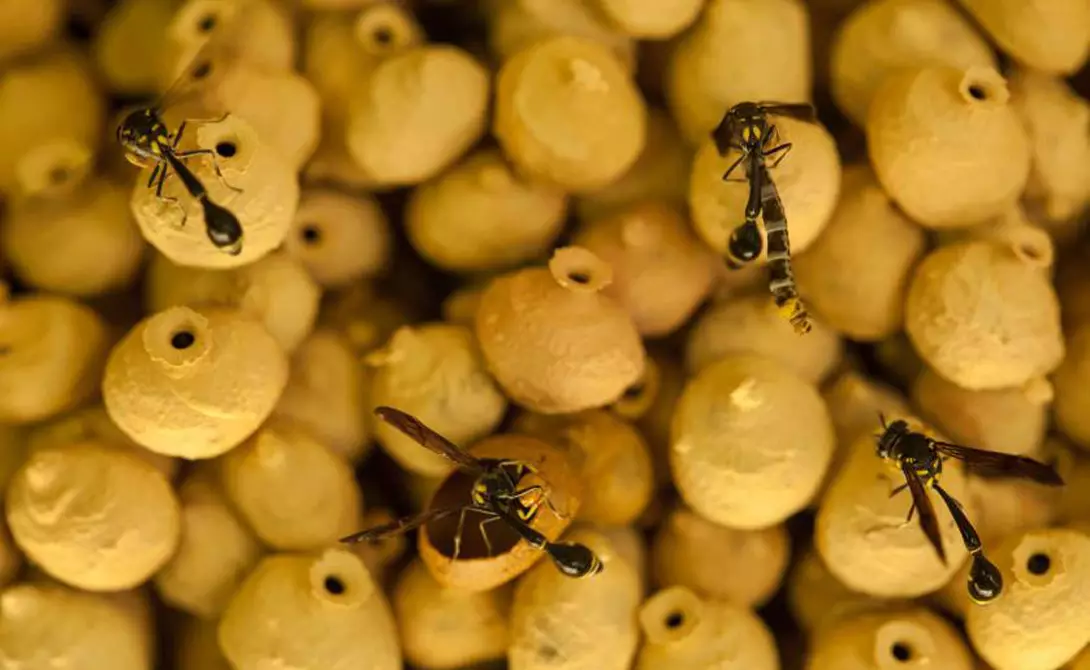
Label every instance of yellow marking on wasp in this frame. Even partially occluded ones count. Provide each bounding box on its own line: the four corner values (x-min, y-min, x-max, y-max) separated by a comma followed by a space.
777, 299, 812, 335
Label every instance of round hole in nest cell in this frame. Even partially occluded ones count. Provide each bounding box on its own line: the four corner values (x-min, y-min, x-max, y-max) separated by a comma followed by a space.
215, 141, 237, 158
1027, 552, 1051, 575
891, 642, 913, 662
197, 14, 217, 33
664, 611, 685, 629
968, 84, 987, 101
622, 382, 645, 399
373, 26, 393, 44
301, 225, 322, 245
48, 166, 68, 185
171, 330, 196, 350
323, 575, 346, 595
191, 61, 212, 80
567, 271, 590, 285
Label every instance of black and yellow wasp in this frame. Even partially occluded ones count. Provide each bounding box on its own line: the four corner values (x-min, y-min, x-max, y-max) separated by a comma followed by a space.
115, 35, 244, 255
712, 101, 816, 335
340, 407, 604, 579
875, 416, 1063, 603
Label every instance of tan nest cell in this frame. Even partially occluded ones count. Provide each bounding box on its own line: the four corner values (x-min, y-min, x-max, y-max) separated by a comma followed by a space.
904, 239, 1063, 391
0, 47, 104, 199
830, 0, 996, 126
572, 201, 719, 337
793, 164, 927, 341
651, 505, 789, 608
866, 65, 1031, 228
487, 0, 635, 72
284, 187, 391, 287
807, 607, 974, 670
346, 45, 489, 187
92, 0, 175, 94
102, 305, 290, 459
0, 294, 108, 425
476, 247, 645, 414
154, 466, 262, 620
635, 586, 778, 670
689, 115, 841, 261
0, 580, 151, 670
671, 354, 835, 529
145, 250, 320, 354
685, 290, 843, 384
508, 528, 642, 670
1009, 67, 1090, 222
219, 419, 362, 551
368, 323, 508, 477
128, 115, 300, 270
513, 410, 654, 526
218, 549, 401, 670
576, 108, 692, 222
911, 367, 1049, 458
273, 329, 371, 463
418, 433, 582, 592
815, 420, 973, 598
966, 529, 1090, 670
395, 559, 512, 670
493, 35, 646, 193
0, 0, 61, 65
6, 441, 181, 591
1, 175, 145, 297
955, 0, 1090, 74
159, 0, 296, 86
406, 148, 568, 274
666, 0, 812, 145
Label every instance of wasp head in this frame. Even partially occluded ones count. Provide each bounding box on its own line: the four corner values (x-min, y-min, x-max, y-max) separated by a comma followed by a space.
117, 108, 166, 167
875, 418, 909, 459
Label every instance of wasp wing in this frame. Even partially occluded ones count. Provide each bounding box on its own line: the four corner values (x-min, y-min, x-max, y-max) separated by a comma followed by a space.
339, 506, 457, 544
757, 102, 817, 122
931, 441, 1064, 485
902, 461, 946, 564
374, 406, 486, 474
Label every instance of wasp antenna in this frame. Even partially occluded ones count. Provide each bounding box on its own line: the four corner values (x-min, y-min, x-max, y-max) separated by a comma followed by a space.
877, 412, 888, 429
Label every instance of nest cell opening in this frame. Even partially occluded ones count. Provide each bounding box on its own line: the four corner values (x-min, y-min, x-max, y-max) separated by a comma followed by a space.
567, 271, 591, 285
301, 224, 322, 245
373, 26, 393, 44
323, 574, 346, 595
890, 642, 913, 662
1027, 552, 1051, 575
216, 141, 238, 158
197, 14, 216, 33
191, 61, 212, 81
664, 610, 685, 629
170, 330, 196, 350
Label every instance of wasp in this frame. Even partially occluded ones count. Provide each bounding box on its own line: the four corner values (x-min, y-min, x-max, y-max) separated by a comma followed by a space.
340, 407, 604, 579
116, 50, 244, 255
712, 101, 817, 335
875, 416, 1063, 603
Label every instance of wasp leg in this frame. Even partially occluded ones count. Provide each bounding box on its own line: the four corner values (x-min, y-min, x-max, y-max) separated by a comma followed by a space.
889, 482, 909, 498
451, 507, 469, 565
764, 142, 793, 169
172, 121, 187, 149
720, 151, 749, 183
478, 514, 501, 557
153, 161, 187, 229
146, 162, 161, 189
174, 147, 244, 194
